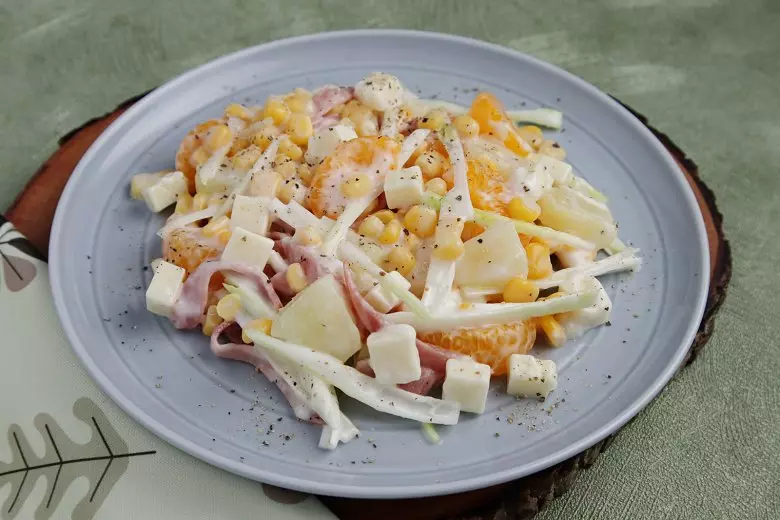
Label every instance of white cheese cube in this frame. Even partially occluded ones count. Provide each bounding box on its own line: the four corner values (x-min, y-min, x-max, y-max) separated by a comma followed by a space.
130, 171, 167, 200
383, 166, 424, 209
442, 358, 491, 414
271, 275, 362, 361
305, 124, 358, 165
355, 72, 405, 112
364, 271, 411, 313
367, 324, 421, 384
221, 227, 274, 268
142, 171, 188, 212
145, 260, 186, 317
231, 195, 271, 236
507, 354, 558, 399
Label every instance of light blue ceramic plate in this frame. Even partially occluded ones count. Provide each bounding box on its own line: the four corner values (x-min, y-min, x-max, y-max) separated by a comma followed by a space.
50, 30, 709, 498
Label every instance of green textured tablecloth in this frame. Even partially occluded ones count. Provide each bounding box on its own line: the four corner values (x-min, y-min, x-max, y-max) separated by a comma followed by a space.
1, 1, 777, 518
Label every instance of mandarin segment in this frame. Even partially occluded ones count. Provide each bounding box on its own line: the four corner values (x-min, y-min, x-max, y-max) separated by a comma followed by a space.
307, 136, 399, 218
466, 158, 512, 215
469, 92, 532, 157
163, 227, 223, 275
419, 320, 536, 375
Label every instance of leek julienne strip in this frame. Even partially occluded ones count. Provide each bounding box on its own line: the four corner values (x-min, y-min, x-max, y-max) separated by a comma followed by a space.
533, 249, 641, 290
249, 332, 461, 425
386, 290, 598, 333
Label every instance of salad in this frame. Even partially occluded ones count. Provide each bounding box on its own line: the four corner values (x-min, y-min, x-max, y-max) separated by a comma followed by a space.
134, 73, 641, 449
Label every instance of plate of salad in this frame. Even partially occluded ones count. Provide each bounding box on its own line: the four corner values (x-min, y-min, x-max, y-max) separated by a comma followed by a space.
50, 30, 708, 498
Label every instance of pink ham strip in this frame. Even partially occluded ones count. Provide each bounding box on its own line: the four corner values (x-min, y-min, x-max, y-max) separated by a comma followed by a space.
311, 85, 354, 130
277, 239, 332, 281
210, 322, 322, 424
270, 271, 294, 299
342, 265, 461, 374
171, 261, 282, 329
354, 359, 443, 396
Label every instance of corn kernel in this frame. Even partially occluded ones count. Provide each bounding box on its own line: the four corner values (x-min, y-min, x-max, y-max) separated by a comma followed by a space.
216, 228, 232, 245
285, 89, 312, 114
379, 219, 402, 245
278, 137, 303, 161
231, 145, 263, 171
251, 126, 279, 151
274, 154, 297, 179
419, 109, 449, 131
507, 197, 541, 222
216, 293, 242, 321
358, 215, 384, 238
174, 192, 193, 214
277, 180, 296, 204
386, 246, 416, 276
279, 178, 305, 204
503, 277, 539, 303
341, 100, 364, 119
203, 216, 231, 237
190, 146, 210, 168
415, 150, 446, 179
526, 242, 554, 280
242, 318, 273, 343
341, 173, 373, 199
403, 205, 438, 238
373, 209, 396, 224
263, 96, 291, 125
286, 262, 308, 293
516, 125, 544, 150
230, 137, 251, 156
351, 111, 379, 137
287, 113, 314, 146
205, 124, 233, 153
294, 226, 322, 247
192, 193, 209, 211
433, 233, 465, 260
296, 163, 313, 186
202, 305, 223, 336
225, 103, 254, 121
539, 139, 566, 160
425, 177, 448, 196
538, 315, 566, 347
453, 114, 480, 138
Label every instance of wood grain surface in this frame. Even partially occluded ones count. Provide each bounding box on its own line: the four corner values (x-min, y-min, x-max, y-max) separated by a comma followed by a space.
5, 95, 732, 520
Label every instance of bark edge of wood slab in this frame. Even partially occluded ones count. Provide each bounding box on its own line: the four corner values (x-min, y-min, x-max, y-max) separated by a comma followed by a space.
5, 93, 732, 520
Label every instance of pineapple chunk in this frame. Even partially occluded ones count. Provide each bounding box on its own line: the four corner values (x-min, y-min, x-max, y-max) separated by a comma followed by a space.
538, 186, 617, 248
271, 275, 361, 362
455, 221, 528, 288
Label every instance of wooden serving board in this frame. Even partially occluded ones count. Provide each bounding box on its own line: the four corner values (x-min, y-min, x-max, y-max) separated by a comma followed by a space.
5, 95, 732, 520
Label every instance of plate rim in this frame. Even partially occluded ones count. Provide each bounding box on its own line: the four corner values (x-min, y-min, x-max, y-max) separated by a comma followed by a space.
49, 28, 710, 498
